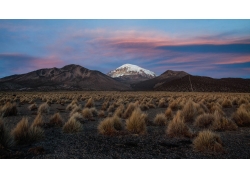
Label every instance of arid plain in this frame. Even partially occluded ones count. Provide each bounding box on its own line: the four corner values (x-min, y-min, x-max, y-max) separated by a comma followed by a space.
1, 91, 250, 159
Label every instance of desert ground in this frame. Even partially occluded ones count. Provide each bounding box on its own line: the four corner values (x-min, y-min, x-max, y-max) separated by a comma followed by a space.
0, 91, 250, 159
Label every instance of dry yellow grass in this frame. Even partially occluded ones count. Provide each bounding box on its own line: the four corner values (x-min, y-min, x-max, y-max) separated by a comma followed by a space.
154, 113, 167, 126
123, 102, 138, 119
232, 105, 250, 126
212, 111, 238, 131
158, 98, 166, 107
114, 104, 124, 117
28, 103, 38, 111
62, 117, 82, 133
82, 108, 93, 119
98, 110, 106, 118
0, 119, 13, 148
0, 102, 18, 117
126, 108, 147, 134
32, 113, 44, 127
165, 107, 173, 120
194, 113, 214, 128
221, 99, 233, 108
181, 99, 197, 122
12, 117, 44, 145
98, 115, 123, 135
169, 100, 179, 111
49, 113, 63, 126
38, 103, 50, 114
85, 97, 94, 108
193, 130, 223, 152
166, 111, 192, 138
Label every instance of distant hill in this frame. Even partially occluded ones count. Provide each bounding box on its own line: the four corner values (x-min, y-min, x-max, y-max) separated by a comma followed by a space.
0, 64, 131, 91
132, 70, 189, 90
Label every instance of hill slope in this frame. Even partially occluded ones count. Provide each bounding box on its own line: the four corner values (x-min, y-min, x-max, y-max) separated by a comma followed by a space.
0, 64, 131, 91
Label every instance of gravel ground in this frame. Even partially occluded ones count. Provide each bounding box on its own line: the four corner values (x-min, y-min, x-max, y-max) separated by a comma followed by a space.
1, 100, 250, 159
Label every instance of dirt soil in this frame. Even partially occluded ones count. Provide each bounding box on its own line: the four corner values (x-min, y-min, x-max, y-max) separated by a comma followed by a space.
1, 97, 250, 159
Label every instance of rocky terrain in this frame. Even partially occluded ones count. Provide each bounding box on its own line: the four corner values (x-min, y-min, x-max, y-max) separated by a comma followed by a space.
0, 64, 131, 91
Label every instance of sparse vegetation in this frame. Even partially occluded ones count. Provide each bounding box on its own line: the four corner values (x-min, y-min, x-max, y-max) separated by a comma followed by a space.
154, 113, 167, 126
193, 130, 223, 152
126, 108, 147, 134
50, 113, 63, 126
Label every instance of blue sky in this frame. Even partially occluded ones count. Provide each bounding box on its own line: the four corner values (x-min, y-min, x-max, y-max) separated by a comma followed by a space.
0, 19, 250, 78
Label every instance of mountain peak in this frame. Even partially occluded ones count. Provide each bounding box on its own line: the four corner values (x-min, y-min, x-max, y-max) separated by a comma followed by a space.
107, 64, 156, 78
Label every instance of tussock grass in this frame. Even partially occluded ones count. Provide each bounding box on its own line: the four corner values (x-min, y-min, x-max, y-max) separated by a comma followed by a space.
154, 113, 167, 126
221, 99, 233, 108
98, 110, 106, 118
38, 103, 50, 114
82, 108, 93, 119
70, 105, 82, 117
123, 101, 139, 119
232, 105, 250, 126
0, 102, 17, 117
212, 111, 238, 131
50, 113, 63, 126
63, 117, 82, 133
66, 99, 78, 111
98, 115, 123, 135
158, 98, 166, 107
166, 111, 192, 138
28, 103, 38, 111
114, 104, 125, 117
165, 107, 173, 120
126, 108, 147, 134
181, 99, 197, 123
85, 97, 94, 108
0, 119, 13, 148
193, 130, 223, 152
32, 113, 44, 127
90, 107, 98, 117
194, 113, 215, 128
169, 101, 179, 111
12, 117, 44, 145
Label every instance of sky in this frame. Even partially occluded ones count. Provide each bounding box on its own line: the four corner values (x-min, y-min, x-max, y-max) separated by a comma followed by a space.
0, 19, 250, 78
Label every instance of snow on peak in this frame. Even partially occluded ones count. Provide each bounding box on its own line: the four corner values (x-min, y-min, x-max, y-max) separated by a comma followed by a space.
108, 64, 156, 78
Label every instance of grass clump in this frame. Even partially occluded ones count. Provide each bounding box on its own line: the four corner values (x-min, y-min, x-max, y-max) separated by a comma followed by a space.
193, 130, 223, 152
28, 103, 38, 111
85, 97, 94, 108
38, 103, 50, 114
212, 111, 238, 131
98, 115, 123, 135
82, 108, 93, 119
123, 101, 138, 119
0, 119, 13, 148
12, 117, 44, 145
32, 113, 44, 127
154, 113, 167, 126
126, 108, 147, 134
232, 105, 250, 126
0, 102, 18, 117
194, 113, 215, 128
165, 107, 173, 120
50, 113, 63, 126
62, 117, 82, 133
166, 111, 192, 138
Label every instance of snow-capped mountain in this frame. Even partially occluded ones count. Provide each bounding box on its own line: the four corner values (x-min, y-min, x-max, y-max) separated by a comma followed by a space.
108, 64, 156, 78
107, 64, 157, 84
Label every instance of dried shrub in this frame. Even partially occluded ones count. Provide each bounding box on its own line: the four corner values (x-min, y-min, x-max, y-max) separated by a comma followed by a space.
62, 117, 82, 133
165, 107, 173, 120
194, 113, 215, 128
85, 97, 94, 108
126, 108, 147, 134
231, 105, 250, 127
50, 113, 63, 126
32, 113, 44, 127
193, 130, 223, 152
0, 119, 13, 148
154, 113, 167, 126
38, 103, 50, 114
158, 98, 166, 108
212, 111, 238, 131
166, 111, 192, 138
82, 108, 93, 119
221, 99, 233, 108
98, 115, 123, 135
0, 102, 18, 117
12, 117, 44, 145
28, 103, 38, 111
181, 99, 197, 123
